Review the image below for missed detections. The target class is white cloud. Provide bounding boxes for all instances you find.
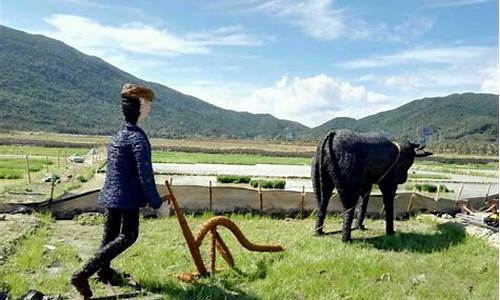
[252,0,345,40]
[349,17,434,42]
[340,46,492,68]
[480,66,499,94]
[424,0,494,8]
[185,25,268,47]
[30,14,268,79]
[379,66,498,101]
[343,45,498,96]
[42,14,265,58]
[173,74,389,127]
[210,1,433,42]
[49,0,162,23]
[209,0,346,40]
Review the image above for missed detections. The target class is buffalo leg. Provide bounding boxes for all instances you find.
[355,188,371,230]
[340,191,359,242]
[315,178,334,235]
[380,184,397,235]
[312,163,334,235]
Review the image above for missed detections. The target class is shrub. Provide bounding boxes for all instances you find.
[249,179,286,189]
[0,168,23,179]
[406,183,453,193]
[76,167,95,183]
[217,175,252,184]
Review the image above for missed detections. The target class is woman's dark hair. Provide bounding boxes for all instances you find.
[121,96,141,124]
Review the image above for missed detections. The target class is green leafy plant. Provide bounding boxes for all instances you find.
[406,183,453,193]
[249,179,286,189]
[217,175,252,184]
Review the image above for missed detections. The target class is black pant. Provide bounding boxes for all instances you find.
[74,208,139,279]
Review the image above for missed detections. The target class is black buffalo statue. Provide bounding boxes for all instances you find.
[311,129,432,241]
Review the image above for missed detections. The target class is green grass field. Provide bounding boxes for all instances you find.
[0,145,311,165]
[0,156,100,202]
[1,145,498,170]
[407,173,451,180]
[0,158,52,179]
[151,151,311,165]
[411,165,499,178]
[0,145,91,157]
[0,213,497,299]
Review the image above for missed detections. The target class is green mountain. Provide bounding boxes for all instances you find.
[309,93,499,144]
[0,25,307,138]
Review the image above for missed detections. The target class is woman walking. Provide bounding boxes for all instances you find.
[71,83,163,298]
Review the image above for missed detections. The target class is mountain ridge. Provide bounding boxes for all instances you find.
[0,24,497,144]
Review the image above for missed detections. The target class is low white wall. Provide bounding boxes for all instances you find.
[0,184,497,219]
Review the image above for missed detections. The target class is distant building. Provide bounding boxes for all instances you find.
[419,127,433,145]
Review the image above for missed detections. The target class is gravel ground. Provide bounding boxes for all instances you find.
[422,214,499,248]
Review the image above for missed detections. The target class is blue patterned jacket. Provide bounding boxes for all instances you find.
[98,122,162,209]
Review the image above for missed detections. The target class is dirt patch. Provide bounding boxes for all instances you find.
[0,214,39,260]
[50,220,101,261]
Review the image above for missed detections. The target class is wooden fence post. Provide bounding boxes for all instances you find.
[300,185,305,216]
[406,187,417,213]
[209,180,213,211]
[456,184,464,201]
[46,156,50,172]
[25,155,31,184]
[484,184,492,202]
[258,184,263,213]
[435,184,441,201]
[379,204,385,217]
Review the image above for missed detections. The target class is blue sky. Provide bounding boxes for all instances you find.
[1,0,498,127]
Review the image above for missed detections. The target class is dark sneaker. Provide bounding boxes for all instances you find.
[70,274,93,299]
[355,224,366,231]
[97,268,124,286]
[315,231,324,236]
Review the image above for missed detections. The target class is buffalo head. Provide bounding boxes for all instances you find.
[391,142,433,184]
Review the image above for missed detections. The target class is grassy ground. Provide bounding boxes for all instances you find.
[411,166,498,178]
[3,131,500,158]
[0,145,91,157]
[0,131,316,153]
[407,173,451,180]
[0,214,40,259]
[0,213,497,299]
[411,161,499,178]
[0,145,311,165]
[0,157,101,203]
[1,145,498,169]
[413,161,499,170]
[0,158,53,179]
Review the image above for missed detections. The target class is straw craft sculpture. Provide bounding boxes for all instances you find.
[164,181,284,282]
